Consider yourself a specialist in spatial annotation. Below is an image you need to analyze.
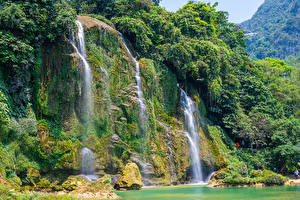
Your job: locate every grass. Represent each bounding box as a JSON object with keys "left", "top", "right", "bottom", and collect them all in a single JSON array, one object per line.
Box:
[{"left": 0, "top": 185, "right": 80, "bottom": 200}]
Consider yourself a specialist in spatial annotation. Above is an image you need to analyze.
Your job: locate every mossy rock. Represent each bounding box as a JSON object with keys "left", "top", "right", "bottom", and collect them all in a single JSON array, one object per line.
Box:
[
  {"left": 35, "top": 178, "right": 51, "bottom": 191},
  {"left": 34, "top": 178, "right": 62, "bottom": 192},
  {"left": 114, "top": 163, "right": 142, "bottom": 190},
  {"left": 62, "top": 176, "right": 89, "bottom": 191}
]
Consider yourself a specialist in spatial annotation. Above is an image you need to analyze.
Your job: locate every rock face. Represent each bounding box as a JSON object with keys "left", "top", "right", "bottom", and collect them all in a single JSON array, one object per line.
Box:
[
  {"left": 35, "top": 15, "right": 224, "bottom": 186},
  {"left": 114, "top": 163, "right": 143, "bottom": 190}
]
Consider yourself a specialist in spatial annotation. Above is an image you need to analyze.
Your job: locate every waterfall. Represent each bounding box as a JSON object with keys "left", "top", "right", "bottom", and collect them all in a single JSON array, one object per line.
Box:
[
  {"left": 205, "top": 171, "right": 216, "bottom": 183},
  {"left": 167, "top": 144, "right": 176, "bottom": 185},
  {"left": 180, "top": 89, "right": 204, "bottom": 183},
  {"left": 80, "top": 148, "right": 98, "bottom": 181},
  {"left": 70, "top": 20, "right": 92, "bottom": 121},
  {"left": 119, "top": 33, "right": 151, "bottom": 185},
  {"left": 70, "top": 21, "right": 96, "bottom": 181},
  {"left": 119, "top": 33, "right": 148, "bottom": 133}
]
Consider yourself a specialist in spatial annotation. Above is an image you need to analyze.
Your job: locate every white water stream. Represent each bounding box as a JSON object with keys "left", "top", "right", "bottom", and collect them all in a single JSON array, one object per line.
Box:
[
  {"left": 119, "top": 33, "right": 148, "bottom": 130},
  {"left": 180, "top": 89, "right": 204, "bottom": 183},
  {"left": 80, "top": 147, "right": 98, "bottom": 181},
  {"left": 70, "top": 20, "right": 92, "bottom": 121},
  {"left": 70, "top": 21, "right": 96, "bottom": 181}
]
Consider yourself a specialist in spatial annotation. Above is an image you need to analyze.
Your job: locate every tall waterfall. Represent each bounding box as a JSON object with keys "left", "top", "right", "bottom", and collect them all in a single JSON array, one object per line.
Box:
[
  {"left": 70, "top": 21, "right": 95, "bottom": 181},
  {"left": 180, "top": 89, "right": 204, "bottom": 183},
  {"left": 80, "top": 148, "right": 98, "bottom": 181},
  {"left": 119, "top": 33, "right": 148, "bottom": 133},
  {"left": 70, "top": 20, "right": 92, "bottom": 121},
  {"left": 119, "top": 33, "right": 151, "bottom": 185}
]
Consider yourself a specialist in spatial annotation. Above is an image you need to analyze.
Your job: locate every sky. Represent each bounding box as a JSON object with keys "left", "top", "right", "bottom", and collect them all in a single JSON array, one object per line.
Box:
[{"left": 160, "top": 0, "right": 265, "bottom": 23}]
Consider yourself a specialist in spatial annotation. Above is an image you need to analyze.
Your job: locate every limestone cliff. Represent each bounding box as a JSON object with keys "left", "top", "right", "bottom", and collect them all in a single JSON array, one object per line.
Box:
[{"left": 37, "top": 16, "right": 227, "bottom": 185}]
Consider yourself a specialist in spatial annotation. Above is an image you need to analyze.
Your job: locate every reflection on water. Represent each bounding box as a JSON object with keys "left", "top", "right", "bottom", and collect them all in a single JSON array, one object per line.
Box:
[{"left": 117, "top": 185, "right": 299, "bottom": 200}]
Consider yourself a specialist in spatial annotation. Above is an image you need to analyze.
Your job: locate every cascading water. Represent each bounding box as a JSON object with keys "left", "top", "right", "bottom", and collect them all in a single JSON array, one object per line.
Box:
[
  {"left": 70, "top": 20, "right": 92, "bottom": 121},
  {"left": 167, "top": 144, "right": 176, "bottom": 185},
  {"left": 119, "top": 33, "right": 151, "bottom": 185},
  {"left": 70, "top": 21, "right": 96, "bottom": 181},
  {"left": 205, "top": 171, "right": 216, "bottom": 183},
  {"left": 180, "top": 89, "right": 204, "bottom": 183},
  {"left": 119, "top": 33, "right": 148, "bottom": 131},
  {"left": 80, "top": 148, "right": 98, "bottom": 181}
]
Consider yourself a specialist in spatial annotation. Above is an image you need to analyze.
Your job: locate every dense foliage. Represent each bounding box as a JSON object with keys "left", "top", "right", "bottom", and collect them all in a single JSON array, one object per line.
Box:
[
  {"left": 0, "top": 0, "right": 78, "bottom": 185},
  {"left": 241, "top": 0, "right": 300, "bottom": 61},
  {"left": 0, "top": 0, "right": 299, "bottom": 189}
]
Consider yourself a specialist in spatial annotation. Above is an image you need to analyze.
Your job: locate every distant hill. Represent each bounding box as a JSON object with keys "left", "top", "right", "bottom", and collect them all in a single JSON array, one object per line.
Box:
[{"left": 241, "top": 0, "right": 300, "bottom": 61}]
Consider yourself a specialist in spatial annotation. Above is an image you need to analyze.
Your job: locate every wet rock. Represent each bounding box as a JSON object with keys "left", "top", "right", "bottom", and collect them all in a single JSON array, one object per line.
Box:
[
  {"left": 111, "top": 175, "right": 121, "bottom": 185},
  {"left": 114, "top": 163, "right": 143, "bottom": 190},
  {"left": 130, "top": 153, "right": 154, "bottom": 185}
]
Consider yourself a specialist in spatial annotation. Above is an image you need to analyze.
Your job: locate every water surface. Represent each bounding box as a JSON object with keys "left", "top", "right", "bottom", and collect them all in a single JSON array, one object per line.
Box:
[{"left": 117, "top": 185, "right": 299, "bottom": 200}]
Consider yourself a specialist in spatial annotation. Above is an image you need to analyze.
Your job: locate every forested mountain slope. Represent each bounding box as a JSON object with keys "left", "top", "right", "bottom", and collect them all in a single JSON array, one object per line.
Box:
[{"left": 241, "top": 0, "right": 300, "bottom": 61}]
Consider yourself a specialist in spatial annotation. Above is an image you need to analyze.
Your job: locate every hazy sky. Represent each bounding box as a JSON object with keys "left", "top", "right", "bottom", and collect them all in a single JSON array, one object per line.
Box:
[{"left": 160, "top": 0, "right": 265, "bottom": 23}]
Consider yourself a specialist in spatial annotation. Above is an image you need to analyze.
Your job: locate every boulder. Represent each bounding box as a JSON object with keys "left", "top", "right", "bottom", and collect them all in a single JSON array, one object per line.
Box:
[{"left": 114, "top": 163, "right": 142, "bottom": 190}]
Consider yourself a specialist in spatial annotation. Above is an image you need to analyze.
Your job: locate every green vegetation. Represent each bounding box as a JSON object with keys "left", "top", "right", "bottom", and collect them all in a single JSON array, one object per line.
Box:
[
  {"left": 241, "top": 0, "right": 300, "bottom": 61},
  {"left": 0, "top": 184, "right": 80, "bottom": 200},
  {"left": 0, "top": 0, "right": 299, "bottom": 194}
]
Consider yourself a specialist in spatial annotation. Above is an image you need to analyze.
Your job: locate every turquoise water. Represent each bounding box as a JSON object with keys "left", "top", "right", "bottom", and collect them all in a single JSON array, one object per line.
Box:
[{"left": 117, "top": 185, "right": 299, "bottom": 200}]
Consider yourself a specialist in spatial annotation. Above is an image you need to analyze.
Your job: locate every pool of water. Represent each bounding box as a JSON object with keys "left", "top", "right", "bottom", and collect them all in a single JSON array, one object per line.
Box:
[{"left": 116, "top": 185, "right": 299, "bottom": 200}]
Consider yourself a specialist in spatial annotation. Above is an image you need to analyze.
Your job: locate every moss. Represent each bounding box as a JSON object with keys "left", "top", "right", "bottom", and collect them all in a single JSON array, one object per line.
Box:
[
  {"left": 223, "top": 174, "right": 251, "bottom": 185},
  {"left": 86, "top": 14, "right": 116, "bottom": 29},
  {"left": 114, "top": 163, "right": 142, "bottom": 190},
  {"left": 36, "top": 178, "right": 51, "bottom": 191},
  {"left": 62, "top": 176, "right": 89, "bottom": 191},
  {"left": 7, "top": 175, "right": 22, "bottom": 190}
]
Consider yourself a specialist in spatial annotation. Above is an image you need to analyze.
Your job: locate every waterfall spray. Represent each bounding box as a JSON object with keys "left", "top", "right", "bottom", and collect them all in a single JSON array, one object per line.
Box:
[{"left": 80, "top": 148, "right": 98, "bottom": 181}]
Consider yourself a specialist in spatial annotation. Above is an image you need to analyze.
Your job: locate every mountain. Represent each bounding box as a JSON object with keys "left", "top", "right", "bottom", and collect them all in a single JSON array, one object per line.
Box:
[{"left": 241, "top": 0, "right": 300, "bottom": 60}]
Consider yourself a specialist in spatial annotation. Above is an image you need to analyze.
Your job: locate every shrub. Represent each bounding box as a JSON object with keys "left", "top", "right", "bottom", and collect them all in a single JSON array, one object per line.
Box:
[
  {"left": 261, "top": 170, "right": 288, "bottom": 185},
  {"left": 36, "top": 178, "right": 51, "bottom": 191},
  {"left": 250, "top": 170, "right": 263, "bottom": 178}
]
